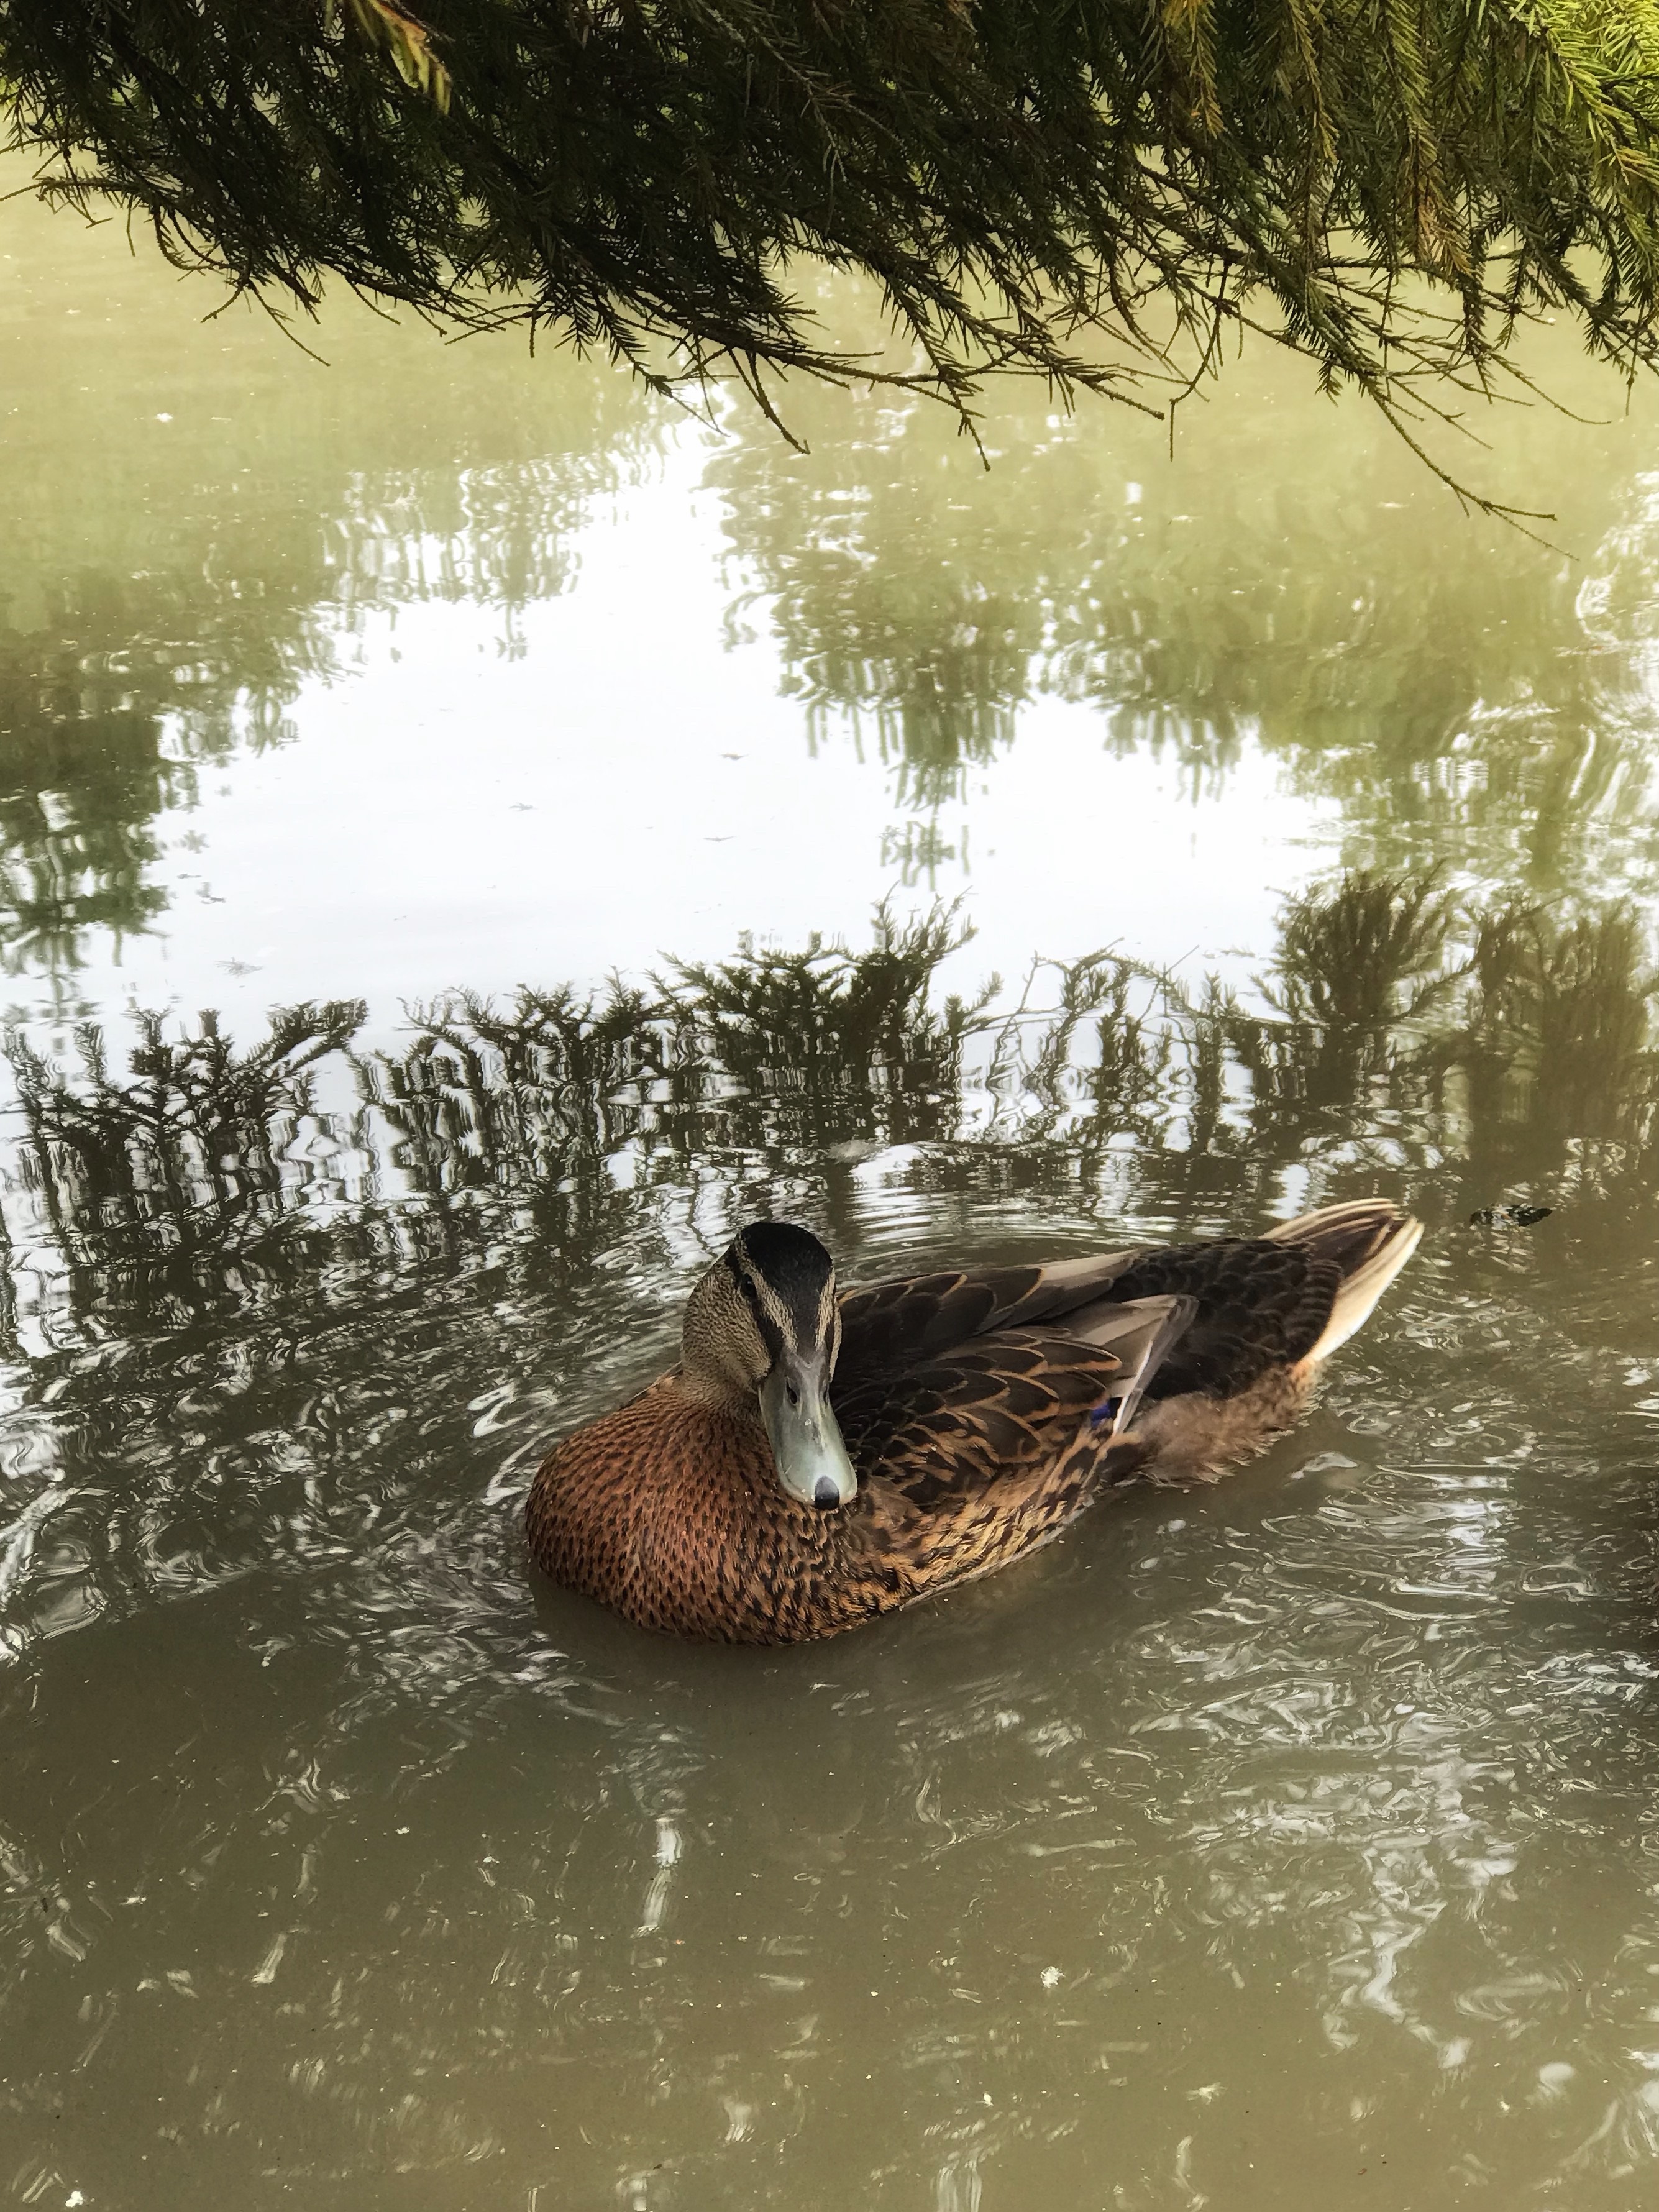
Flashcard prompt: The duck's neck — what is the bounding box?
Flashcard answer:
[669,1366,763,1424]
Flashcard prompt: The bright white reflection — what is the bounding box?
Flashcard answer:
[5,428,1333,1043]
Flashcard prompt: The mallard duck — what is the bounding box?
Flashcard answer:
[526,1199,1422,1645]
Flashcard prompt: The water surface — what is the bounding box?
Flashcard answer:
[3,177,1659,2212]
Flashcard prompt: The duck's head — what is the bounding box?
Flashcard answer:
[681,1221,858,1511]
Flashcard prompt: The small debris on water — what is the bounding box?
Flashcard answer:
[1469,1204,1553,1228]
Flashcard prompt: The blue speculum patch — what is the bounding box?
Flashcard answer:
[1089,1399,1121,1429]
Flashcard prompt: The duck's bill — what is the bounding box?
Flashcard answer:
[759,1361,858,1510]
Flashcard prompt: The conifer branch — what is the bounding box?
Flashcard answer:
[2,0,1658,467]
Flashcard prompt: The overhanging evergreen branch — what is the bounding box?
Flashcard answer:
[3,0,1659,463]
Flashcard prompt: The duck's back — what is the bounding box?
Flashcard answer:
[835,1204,1415,1402]
[831,1200,1421,1492]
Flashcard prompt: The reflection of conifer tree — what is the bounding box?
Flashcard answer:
[6,1001,364,1295]
[713,362,1659,897]
[1220,872,1462,1178]
[1459,902,1659,1210]
[0,198,659,983]
[664,903,989,1149]
[365,980,675,1306]
[0,603,262,976]
[0,444,629,980]
[7,884,1659,1339]
[1263,872,1461,1033]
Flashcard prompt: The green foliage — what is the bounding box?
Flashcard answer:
[7,0,1659,448]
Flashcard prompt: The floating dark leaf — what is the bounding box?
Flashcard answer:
[1469,1204,1553,1228]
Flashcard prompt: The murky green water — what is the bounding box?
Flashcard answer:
[5,172,1659,2211]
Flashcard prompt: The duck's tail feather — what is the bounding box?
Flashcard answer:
[1067,1292,1199,1435]
[1263,1199,1424,1364]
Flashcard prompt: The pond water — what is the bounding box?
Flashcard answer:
[4,173,1659,2212]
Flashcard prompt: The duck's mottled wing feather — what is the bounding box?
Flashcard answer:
[1097,1239,1338,1400]
[833,1330,1120,1507]
[836,1253,1143,1387]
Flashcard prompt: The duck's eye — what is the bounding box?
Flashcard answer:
[738,1273,761,1310]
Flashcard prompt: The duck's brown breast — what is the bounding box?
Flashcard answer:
[524,1384,886,1643]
